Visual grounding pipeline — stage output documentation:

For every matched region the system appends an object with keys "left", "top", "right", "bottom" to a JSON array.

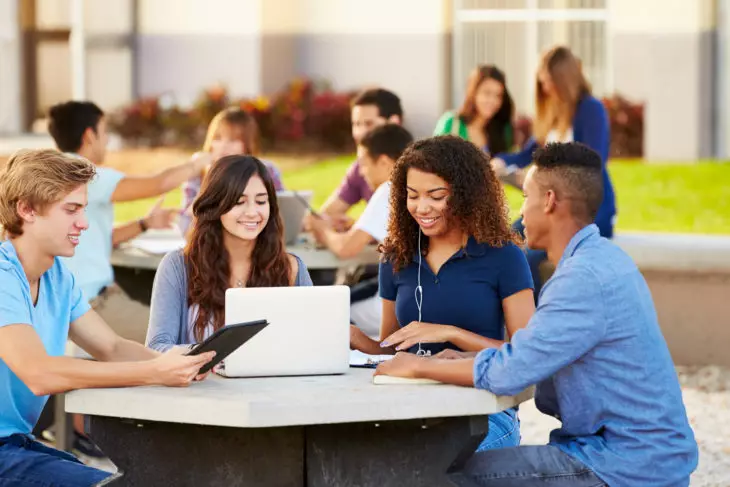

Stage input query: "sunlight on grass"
[{"left": 115, "top": 157, "right": 730, "bottom": 235}]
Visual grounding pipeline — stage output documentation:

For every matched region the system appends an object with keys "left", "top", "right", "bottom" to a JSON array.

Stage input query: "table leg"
[
  {"left": 307, "top": 416, "right": 489, "bottom": 487},
  {"left": 54, "top": 394, "right": 73, "bottom": 452},
  {"left": 88, "top": 417, "right": 304, "bottom": 486}
]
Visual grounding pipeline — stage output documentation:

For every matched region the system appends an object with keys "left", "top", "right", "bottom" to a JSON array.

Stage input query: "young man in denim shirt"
[{"left": 377, "top": 142, "right": 698, "bottom": 486}]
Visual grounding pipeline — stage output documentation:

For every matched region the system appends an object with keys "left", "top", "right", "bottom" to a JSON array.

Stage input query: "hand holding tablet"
[{"left": 185, "top": 319, "right": 269, "bottom": 375}]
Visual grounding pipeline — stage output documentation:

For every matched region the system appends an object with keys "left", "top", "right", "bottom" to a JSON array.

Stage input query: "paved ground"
[{"left": 519, "top": 365, "right": 730, "bottom": 487}]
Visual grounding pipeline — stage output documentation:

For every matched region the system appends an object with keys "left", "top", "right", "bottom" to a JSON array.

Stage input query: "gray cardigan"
[{"left": 145, "top": 250, "right": 313, "bottom": 352}]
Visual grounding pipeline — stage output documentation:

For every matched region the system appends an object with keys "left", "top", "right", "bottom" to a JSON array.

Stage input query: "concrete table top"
[{"left": 66, "top": 368, "right": 533, "bottom": 429}]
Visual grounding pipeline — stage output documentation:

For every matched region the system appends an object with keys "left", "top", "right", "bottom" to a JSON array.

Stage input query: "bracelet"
[{"left": 138, "top": 219, "right": 148, "bottom": 232}]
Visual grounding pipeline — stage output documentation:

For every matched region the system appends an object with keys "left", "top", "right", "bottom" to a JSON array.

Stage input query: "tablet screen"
[{"left": 186, "top": 319, "right": 269, "bottom": 374}]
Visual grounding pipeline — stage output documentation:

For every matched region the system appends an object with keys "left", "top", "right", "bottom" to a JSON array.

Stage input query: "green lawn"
[{"left": 115, "top": 157, "right": 730, "bottom": 235}]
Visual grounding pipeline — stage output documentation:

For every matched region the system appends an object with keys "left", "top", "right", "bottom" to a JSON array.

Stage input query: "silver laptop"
[
  {"left": 220, "top": 286, "right": 350, "bottom": 377},
  {"left": 277, "top": 190, "right": 313, "bottom": 245}
]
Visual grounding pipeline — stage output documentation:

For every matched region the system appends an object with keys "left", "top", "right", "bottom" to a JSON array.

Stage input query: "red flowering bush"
[
  {"left": 602, "top": 94, "right": 644, "bottom": 158},
  {"left": 108, "top": 78, "right": 355, "bottom": 152}
]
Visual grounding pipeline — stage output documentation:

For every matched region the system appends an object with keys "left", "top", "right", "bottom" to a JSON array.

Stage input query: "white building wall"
[
  {"left": 612, "top": 0, "right": 717, "bottom": 161},
  {"left": 0, "top": 0, "right": 22, "bottom": 133}
]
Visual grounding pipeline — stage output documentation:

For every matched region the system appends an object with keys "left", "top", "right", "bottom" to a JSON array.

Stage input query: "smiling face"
[
  {"left": 219, "top": 174, "right": 270, "bottom": 241},
  {"left": 405, "top": 168, "right": 455, "bottom": 238},
  {"left": 520, "top": 166, "right": 550, "bottom": 250},
  {"left": 474, "top": 78, "right": 505, "bottom": 121},
  {"left": 23, "top": 184, "right": 90, "bottom": 258},
  {"left": 210, "top": 122, "right": 247, "bottom": 160}
]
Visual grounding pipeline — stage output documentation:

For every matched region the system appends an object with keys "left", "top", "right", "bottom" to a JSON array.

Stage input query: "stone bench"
[{"left": 542, "top": 232, "right": 730, "bottom": 367}]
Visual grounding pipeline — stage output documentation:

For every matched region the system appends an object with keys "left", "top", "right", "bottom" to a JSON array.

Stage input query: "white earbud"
[{"left": 414, "top": 228, "right": 430, "bottom": 357}]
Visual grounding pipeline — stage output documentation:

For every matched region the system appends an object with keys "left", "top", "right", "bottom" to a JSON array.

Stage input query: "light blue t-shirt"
[
  {"left": 0, "top": 240, "right": 90, "bottom": 438},
  {"left": 62, "top": 165, "right": 125, "bottom": 300}
]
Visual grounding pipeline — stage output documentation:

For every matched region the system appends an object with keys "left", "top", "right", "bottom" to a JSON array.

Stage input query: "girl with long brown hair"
[
  {"left": 179, "top": 107, "right": 285, "bottom": 234},
  {"left": 147, "top": 155, "right": 311, "bottom": 350},
  {"left": 350, "top": 135, "right": 535, "bottom": 451},
  {"left": 433, "top": 65, "right": 514, "bottom": 155},
  {"left": 492, "top": 46, "right": 617, "bottom": 298}
]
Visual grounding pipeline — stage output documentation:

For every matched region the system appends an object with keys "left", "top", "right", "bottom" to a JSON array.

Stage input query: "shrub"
[{"left": 107, "top": 78, "right": 355, "bottom": 153}]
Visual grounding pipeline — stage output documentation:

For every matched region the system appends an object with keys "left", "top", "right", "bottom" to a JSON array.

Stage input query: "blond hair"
[
  {"left": 534, "top": 46, "right": 592, "bottom": 144},
  {"left": 0, "top": 149, "right": 96, "bottom": 238}
]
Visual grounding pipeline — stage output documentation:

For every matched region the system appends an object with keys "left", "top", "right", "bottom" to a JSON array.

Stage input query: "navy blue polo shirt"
[{"left": 379, "top": 238, "right": 533, "bottom": 355}]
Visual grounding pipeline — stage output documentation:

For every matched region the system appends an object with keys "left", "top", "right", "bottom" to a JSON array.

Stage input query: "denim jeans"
[
  {"left": 512, "top": 217, "right": 614, "bottom": 302},
  {"left": 478, "top": 408, "right": 520, "bottom": 451},
  {"left": 449, "top": 445, "right": 607, "bottom": 486},
  {"left": 0, "top": 434, "right": 115, "bottom": 487}
]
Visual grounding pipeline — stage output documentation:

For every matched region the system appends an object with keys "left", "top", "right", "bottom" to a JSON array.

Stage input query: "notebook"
[{"left": 349, "top": 350, "right": 393, "bottom": 368}]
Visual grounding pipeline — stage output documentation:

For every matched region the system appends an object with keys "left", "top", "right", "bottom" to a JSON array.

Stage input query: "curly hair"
[
  {"left": 185, "top": 155, "right": 291, "bottom": 341},
  {"left": 381, "top": 135, "right": 519, "bottom": 272}
]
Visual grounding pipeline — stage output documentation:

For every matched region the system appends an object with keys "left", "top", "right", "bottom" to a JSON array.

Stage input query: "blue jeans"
[
  {"left": 478, "top": 408, "right": 520, "bottom": 451},
  {"left": 512, "top": 217, "right": 614, "bottom": 302},
  {"left": 0, "top": 434, "right": 115, "bottom": 487},
  {"left": 449, "top": 445, "right": 607, "bottom": 486}
]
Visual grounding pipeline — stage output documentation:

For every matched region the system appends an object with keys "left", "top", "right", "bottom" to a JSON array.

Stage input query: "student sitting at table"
[
  {"left": 307, "top": 124, "right": 414, "bottom": 339},
  {"left": 433, "top": 64, "right": 514, "bottom": 155},
  {"left": 350, "top": 135, "right": 535, "bottom": 450},
  {"left": 47, "top": 100, "right": 212, "bottom": 459},
  {"left": 179, "top": 107, "right": 285, "bottom": 235},
  {"left": 0, "top": 149, "right": 215, "bottom": 487},
  {"left": 377, "top": 142, "right": 698, "bottom": 486},
  {"left": 147, "top": 155, "right": 311, "bottom": 351}
]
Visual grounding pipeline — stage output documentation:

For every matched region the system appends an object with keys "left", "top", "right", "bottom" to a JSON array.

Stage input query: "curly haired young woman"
[{"left": 350, "top": 135, "right": 535, "bottom": 451}]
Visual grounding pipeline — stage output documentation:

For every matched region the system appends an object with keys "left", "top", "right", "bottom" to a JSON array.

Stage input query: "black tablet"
[{"left": 186, "top": 319, "right": 269, "bottom": 374}]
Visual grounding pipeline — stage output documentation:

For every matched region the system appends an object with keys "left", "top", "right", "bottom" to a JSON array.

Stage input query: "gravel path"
[{"left": 518, "top": 366, "right": 730, "bottom": 487}]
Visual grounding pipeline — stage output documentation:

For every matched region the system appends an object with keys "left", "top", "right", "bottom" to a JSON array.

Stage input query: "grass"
[{"left": 115, "top": 156, "right": 730, "bottom": 235}]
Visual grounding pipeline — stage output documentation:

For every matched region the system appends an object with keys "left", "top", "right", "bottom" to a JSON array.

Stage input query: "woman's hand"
[
  {"left": 350, "top": 324, "right": 372, "bottom": 352},
  {"left": 381, "top": 322, "right": 455, "bottom": 351}
]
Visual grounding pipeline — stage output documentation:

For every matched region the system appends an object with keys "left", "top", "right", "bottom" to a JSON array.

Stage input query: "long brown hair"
[
  {"left": 199, "top": 108, "right": 260, "bottom": 179},
  {"left": 381, "top": 135, "right": 519, "bottom": 272},
  {"left": 203, "top": 107, "right": 260, "bottom": 155},
  {"left": 534, "top": 46, "right": 592, "bottom": 144},
  {"left": 458, "top": 65, "right": 514, "bottom": 155},
  {"left": 185, "top": 155, "right": 291, "bottom": 341}
]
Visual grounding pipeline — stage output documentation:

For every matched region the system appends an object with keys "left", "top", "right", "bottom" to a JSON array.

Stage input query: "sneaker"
[
  {"left": 73, "top": 432, "right": 107, "bottom": 459},
  {"left": 41, "top": 427, "right": 107, "bottom": 459}
]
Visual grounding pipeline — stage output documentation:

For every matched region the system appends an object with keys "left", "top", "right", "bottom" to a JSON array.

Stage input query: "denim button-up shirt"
[{"left": 474, "top": 224, "right": 698, "bottom": 486}]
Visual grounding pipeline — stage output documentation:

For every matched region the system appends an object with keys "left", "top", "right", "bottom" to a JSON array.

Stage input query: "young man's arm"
[
  {"left": 377, "top": 268, "right": 606, "bottom": 393},
  {"left": 311, "top": 181, "right": 387, "bottom": 259},
  {"left": 319, "top": 160, "right": 364, "bottom": 221},
  {"left": 111, "top": 197, "right": 176, "bottom": 247},
  {"left": 110, "top": 153, "right": 211, "bottom": 203},
  {"left": 0, "top": 324, "right": 214, "bottom": 396},
  {"left": 68, "top": 309, "right": 157, "bottom": 362},
  {"left": 310, "top": 221, "right": 374, "bottom": 260}
]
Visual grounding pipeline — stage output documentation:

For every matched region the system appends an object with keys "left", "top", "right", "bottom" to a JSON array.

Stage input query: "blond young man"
[{"left": 0, "top": 150, "right": 214, "bottom": 486}]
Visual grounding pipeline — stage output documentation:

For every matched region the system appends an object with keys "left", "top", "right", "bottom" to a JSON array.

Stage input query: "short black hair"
[
  {"left": 351, "top": 88, "right": 403, "bottom": 120},
  {"left": 532, "top": 142, "right": 604, "bottom": 224},
  {"left": 359, "top": 124, "right": 414, "bottom": 162},
  {"left": 48, "top": 101, "right": 104, "bottom": 153}
]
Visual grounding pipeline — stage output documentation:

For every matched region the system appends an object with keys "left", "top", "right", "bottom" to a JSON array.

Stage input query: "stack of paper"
[{"left": 349, "top": 350, "right": 393, "bottom": 368}]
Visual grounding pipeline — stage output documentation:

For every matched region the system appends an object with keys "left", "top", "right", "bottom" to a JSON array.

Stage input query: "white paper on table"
[
  {"left": 129, "top": 237, "right": 185, "bottom": 255},
  {"left": 349, "top": 350, "right": 394, "bottom": 367}
]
